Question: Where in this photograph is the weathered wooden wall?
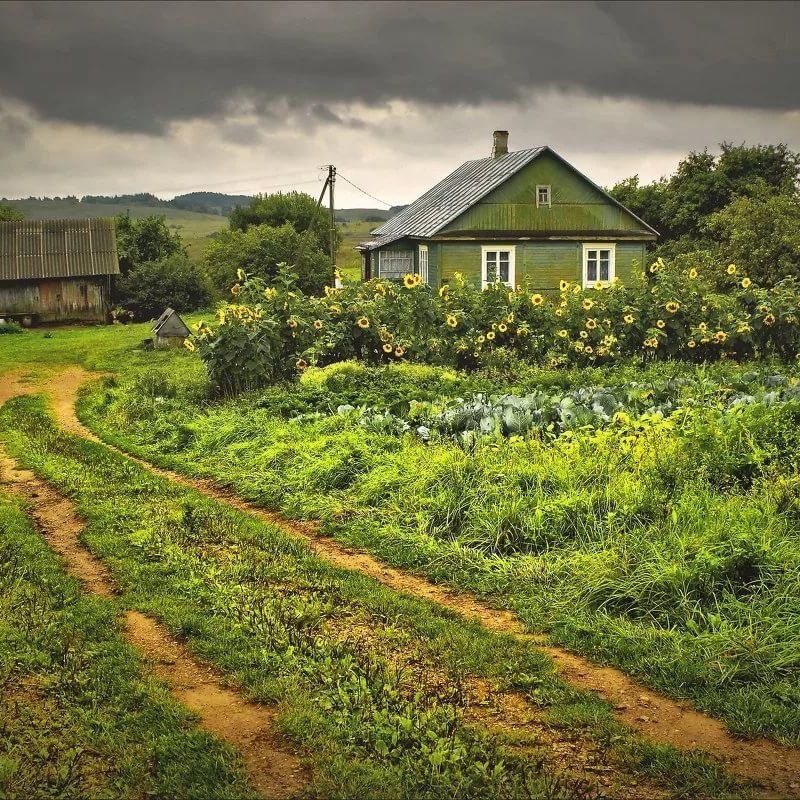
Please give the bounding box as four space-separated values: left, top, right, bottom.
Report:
0 277 110 322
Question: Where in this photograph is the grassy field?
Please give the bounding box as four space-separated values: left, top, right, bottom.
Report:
1 325 768 797
337 220 374 281
0 491 250 798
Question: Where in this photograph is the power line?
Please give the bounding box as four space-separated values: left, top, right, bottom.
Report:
336 172 394 208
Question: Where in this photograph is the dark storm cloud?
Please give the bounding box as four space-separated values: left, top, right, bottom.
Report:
0 0 797 134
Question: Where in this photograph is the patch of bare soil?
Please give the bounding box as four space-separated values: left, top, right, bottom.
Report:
0 445 306 800
5 365 800 797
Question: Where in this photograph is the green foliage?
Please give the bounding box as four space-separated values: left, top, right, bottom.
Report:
191 260 800 394
82 358 800 744
609 142 800 250
0 202 23 222
203 224 331 298
705 189 800 286
0 321 24 334
113 213 185 274
229 190 340 254
115 253 212 320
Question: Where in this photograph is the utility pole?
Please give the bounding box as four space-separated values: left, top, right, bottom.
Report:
327 165 339 287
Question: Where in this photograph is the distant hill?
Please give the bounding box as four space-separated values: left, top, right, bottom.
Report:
169 192 254 215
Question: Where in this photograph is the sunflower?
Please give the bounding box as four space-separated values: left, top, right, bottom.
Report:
623 314 634 325
438 285 449 297
727 263 737 275
656 319 666 329
413 274 423 286
688 340 697 348
498 322 508 333
394 346 405 357
313 319 324 329
287 318 298 329
531 294 544 306
477 335 486 343
231 283 241 296
183 339 195 352
714 331 727 343
517 326 529 336
579 330 589 339
382 343 393 353
665 301 680 313
486 331 496 341
559 279 569 292
737 323 751 334
446 314 458 328
403 274 417 289
688 268 698 279
264 288 277 300
741 277 752 289
584 346 594 354
296 359 308 370
357 316 370 329
698 322 708 332
586 318 597 330
649 263 659 274
324 286 338 297
329 304 342 315
574 341 584 352
555 308 564 317
506 312 515 323
582 298 594 311
557 329 568 338
236 268 246 281
764 313 776 326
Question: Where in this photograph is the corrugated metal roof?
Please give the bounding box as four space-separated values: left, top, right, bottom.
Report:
0 218 120 281
363 148 544 250
359 146 658 250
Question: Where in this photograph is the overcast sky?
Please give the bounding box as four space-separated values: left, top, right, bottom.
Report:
1 0 799 207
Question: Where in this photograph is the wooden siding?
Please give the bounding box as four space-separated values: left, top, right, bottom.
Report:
0 277 111 322
440 151 651 236
437 241 646 289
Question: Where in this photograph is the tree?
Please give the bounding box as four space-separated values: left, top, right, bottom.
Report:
704 186 800 286
229 191 339 254
609 142 800 252
114 213 184 273
115 253 212 320
203 223 331 296
0 203 23 222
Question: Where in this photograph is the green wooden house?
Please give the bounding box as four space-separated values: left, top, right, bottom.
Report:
357 132 657 290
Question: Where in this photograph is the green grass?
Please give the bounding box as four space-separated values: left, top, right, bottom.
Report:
75 352 800 746
0 394 744 799
0 491 251 799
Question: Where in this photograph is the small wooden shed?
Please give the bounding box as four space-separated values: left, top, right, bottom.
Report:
152 308 190 349
0 218 120 324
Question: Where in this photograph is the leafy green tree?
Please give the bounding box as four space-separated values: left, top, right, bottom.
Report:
115 253 212 320
704 186 800 286
0 203 23 222
609 143 800 251
114 213 184 273
204 223 331 296
229 191 339 254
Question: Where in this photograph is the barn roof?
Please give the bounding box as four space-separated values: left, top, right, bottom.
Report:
0 218 120 281
359 145 658 250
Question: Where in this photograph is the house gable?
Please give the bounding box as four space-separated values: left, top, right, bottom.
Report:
438 149 655 239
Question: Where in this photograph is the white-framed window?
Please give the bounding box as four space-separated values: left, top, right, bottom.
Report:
582 243 616 287
418 244 429 284
536 185 551 207
378 249 414 280
481 245 516 289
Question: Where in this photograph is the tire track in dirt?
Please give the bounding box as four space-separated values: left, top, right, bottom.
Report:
0 426 306 799
5 366 800 797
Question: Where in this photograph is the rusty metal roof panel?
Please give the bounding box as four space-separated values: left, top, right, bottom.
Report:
364 148 545 250
0 218 120 281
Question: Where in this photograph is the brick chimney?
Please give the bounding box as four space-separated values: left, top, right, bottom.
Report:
491 130 509 158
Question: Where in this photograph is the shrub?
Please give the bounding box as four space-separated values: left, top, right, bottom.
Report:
115 254 212 320
203 223 331 297
0 320 24 334
190 259 800 394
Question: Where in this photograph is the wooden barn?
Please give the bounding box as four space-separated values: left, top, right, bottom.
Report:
0 218 119 324
357 131 658 290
